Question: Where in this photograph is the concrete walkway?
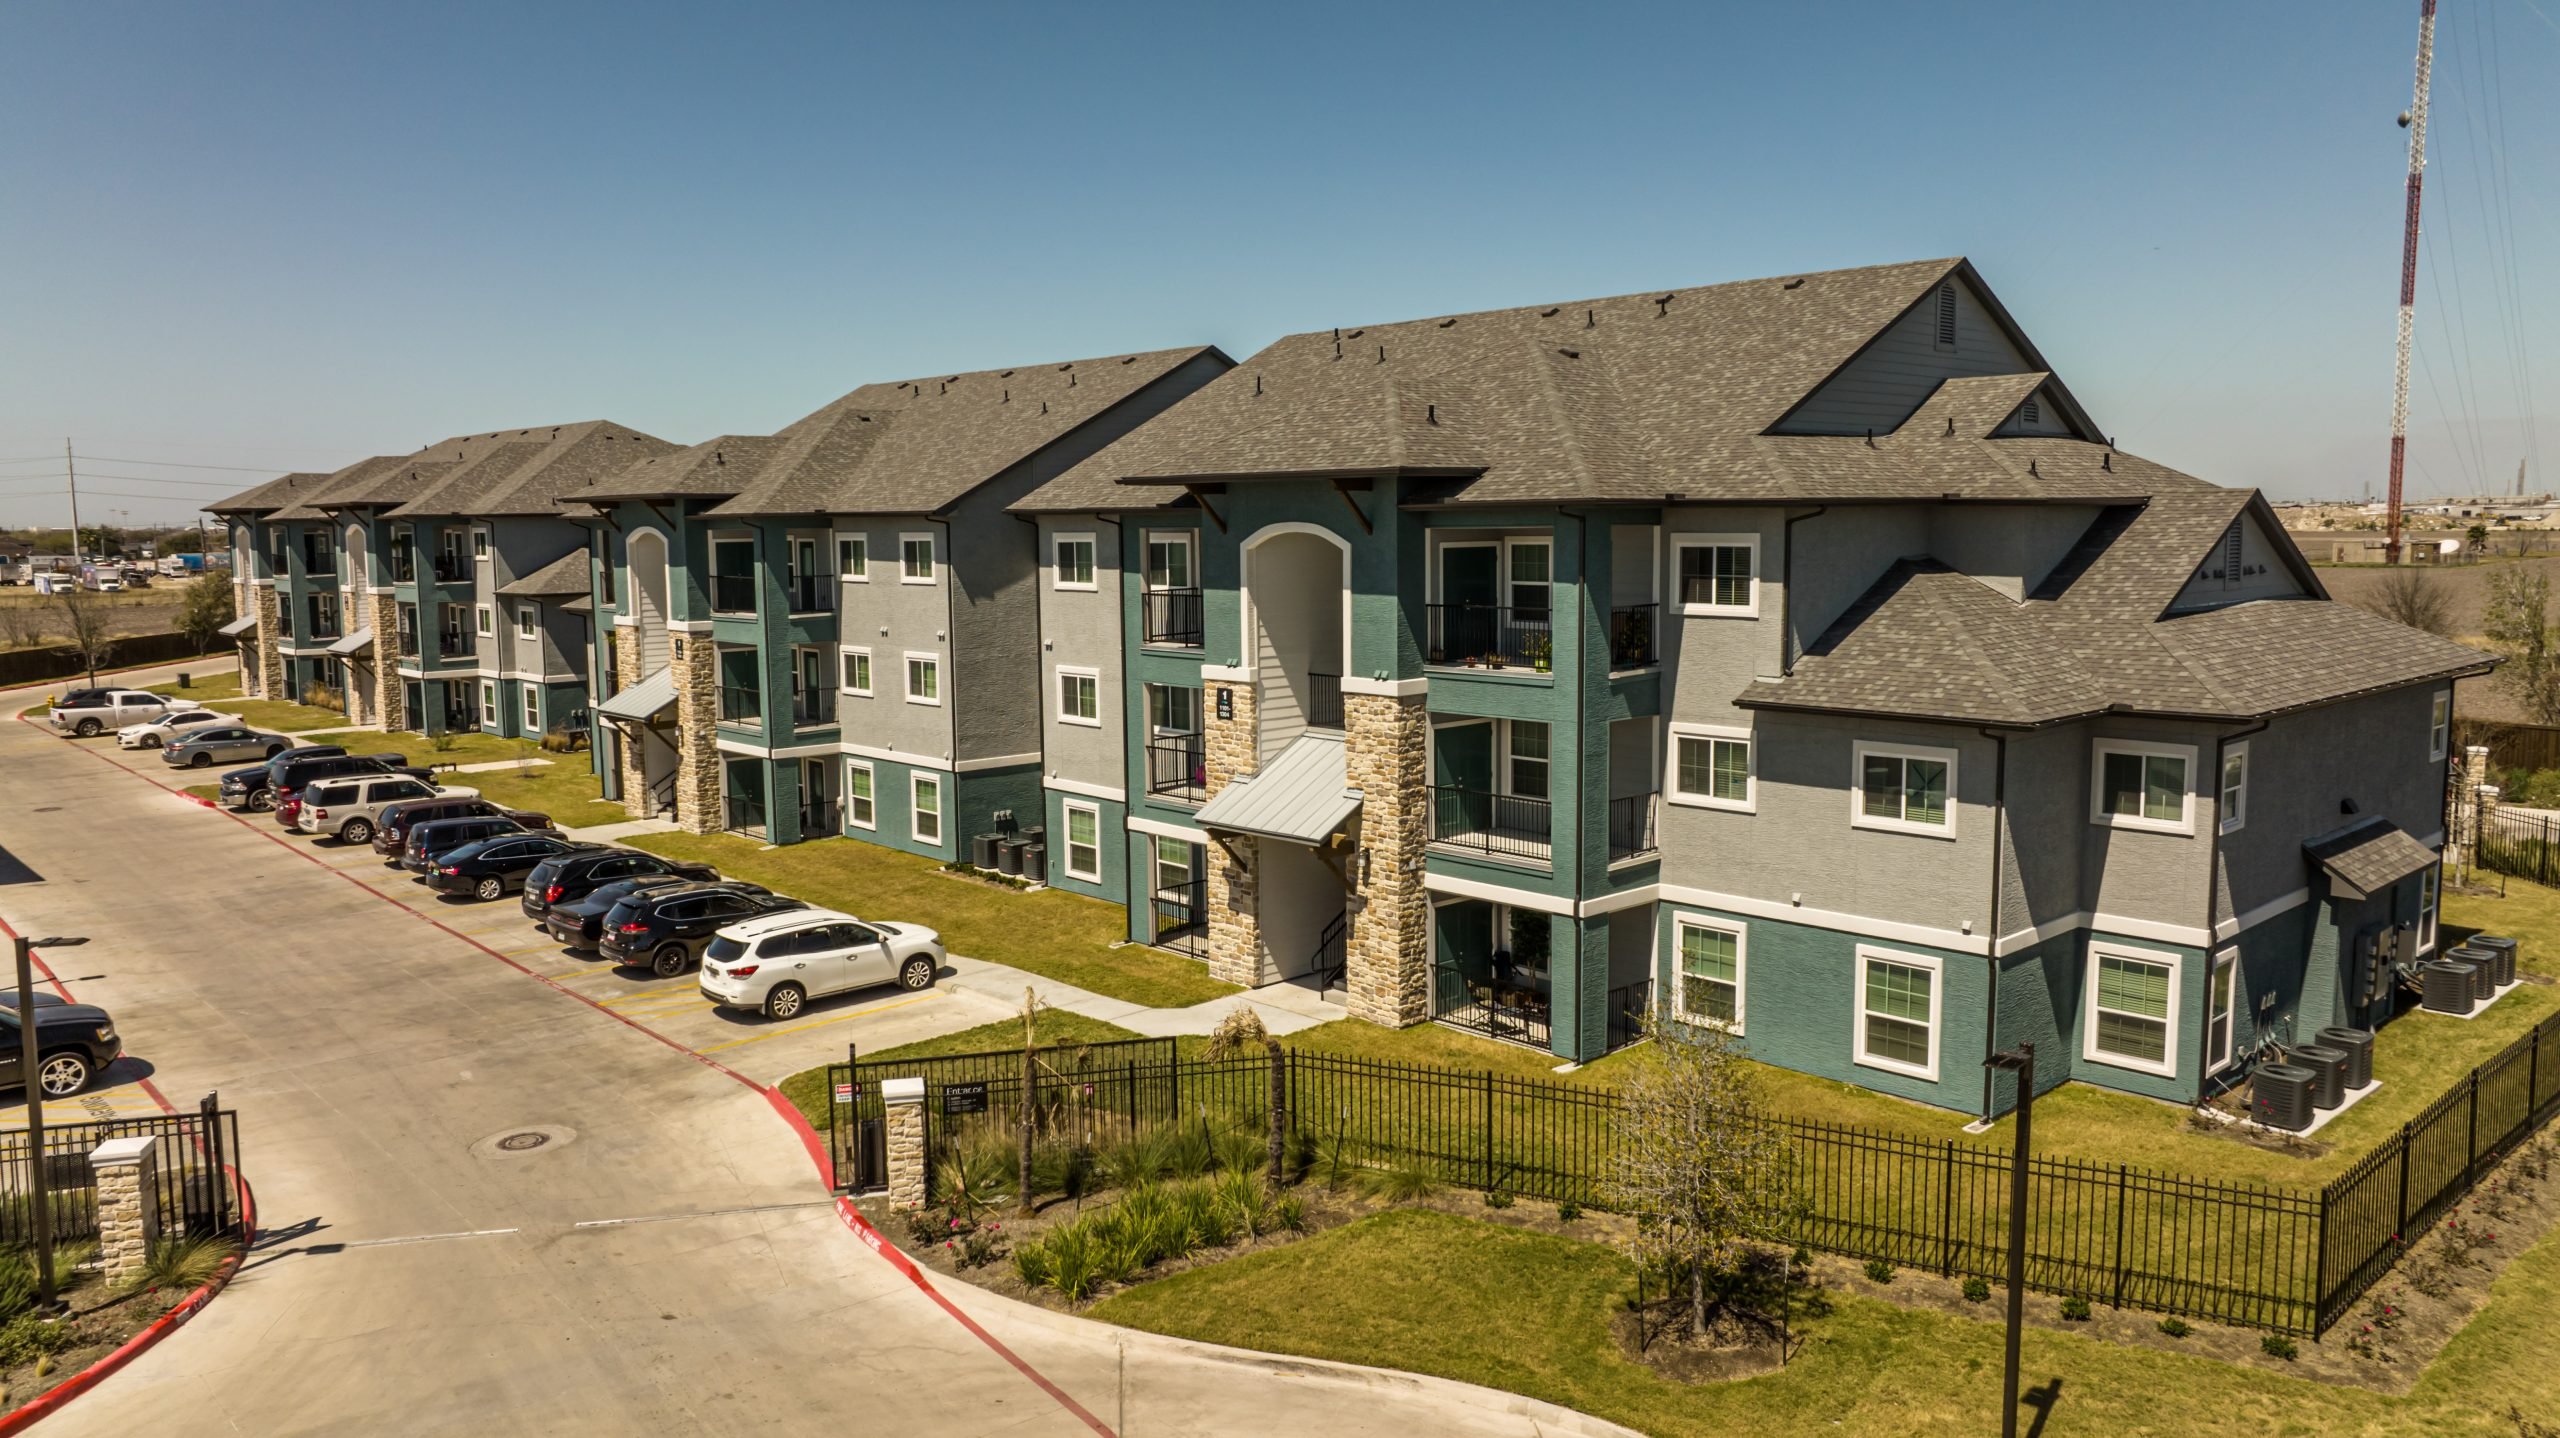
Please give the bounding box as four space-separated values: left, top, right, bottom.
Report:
942 955 1347 1039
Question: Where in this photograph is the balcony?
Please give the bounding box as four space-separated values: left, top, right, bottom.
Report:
1146 736 1206 803
305 611 342 642
793 688 836 727
437 632 471 660
711 574 756 614
1142 588 1204 647
441 706 477 733
1608 792 1659 861
719 685 762 724
1430 785 1552 864
726 790 768 838
798 800 840 838
396 630 420 659
1435 986 1554 1053
1307 671 1344 729
1610 603 1658 669
390 554 417 584
785 573 833 614
431 554 469 583
302 552 337 579
1426 604 1553 672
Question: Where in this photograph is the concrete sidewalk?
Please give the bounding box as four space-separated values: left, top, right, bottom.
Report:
941 954 1347 1039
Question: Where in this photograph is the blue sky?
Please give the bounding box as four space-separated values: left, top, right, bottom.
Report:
1 0 2552 524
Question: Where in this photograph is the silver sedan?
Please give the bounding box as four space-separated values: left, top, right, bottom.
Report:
161 724 295 769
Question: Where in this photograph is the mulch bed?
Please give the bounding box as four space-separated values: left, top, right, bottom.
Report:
0 1279 175 1414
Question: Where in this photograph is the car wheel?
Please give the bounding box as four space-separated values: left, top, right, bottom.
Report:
340 818 374 845
763 982 806 1021
246 789 276 812
35 1052 91 1098
650 944 690 979
74 718 100 737
188 751 212 768
900 956 935 991
263 744 286 759
143 735 163 748
474 876 504 901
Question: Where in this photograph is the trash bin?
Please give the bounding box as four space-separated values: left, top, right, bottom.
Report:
1022 842 1048 884
177 672 191 689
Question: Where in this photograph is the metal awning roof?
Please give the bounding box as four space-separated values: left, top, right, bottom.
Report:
597 667 676 723
1193 731 1362 845
2306 818 2439 901
218 614 259 637
325 628 374 656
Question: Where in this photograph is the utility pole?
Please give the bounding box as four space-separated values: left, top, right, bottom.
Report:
14 933 86 1315
1985 1043 2038 1438
63 438 85 566
2384 1 2439 565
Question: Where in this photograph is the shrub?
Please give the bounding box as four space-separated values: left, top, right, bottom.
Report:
0 1314 73 1369
2157 1316 2191 1339
1555 1201 1581 1223
1041 1224 1106 1301
0 1254 33 1326
1212 1127 1267 1178
127 1235 236 1295
1212 1169 1272 1238
1791 1245 1813 1270
2059 1296 2092 1321
1028 1139 1094 1201
1270 1193 1308 1233
1863 1258 1895 1285
1961 1276 1991 1303
1359 1160 1439 1203
900 1206 945 1248
1482 1187 1514 1210
2261 1333 2298 1361
951 1220 1008 1271
1161 1125 1217 1179
1011 1242 1052 1291
1101 1131 1170 1192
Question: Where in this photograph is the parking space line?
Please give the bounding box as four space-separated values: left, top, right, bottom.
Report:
695 993 939 1053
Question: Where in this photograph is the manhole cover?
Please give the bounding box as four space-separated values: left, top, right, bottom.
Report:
471 1124 576 1160
497 1132 550 1152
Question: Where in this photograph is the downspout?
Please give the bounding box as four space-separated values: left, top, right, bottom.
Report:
1780 506 1828 675
2203 717 2271 1096
1978 726 2009 1122
1560 507 1596 1062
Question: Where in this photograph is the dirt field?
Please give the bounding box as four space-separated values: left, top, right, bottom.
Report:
2314 557 2544 726
0 577 204 650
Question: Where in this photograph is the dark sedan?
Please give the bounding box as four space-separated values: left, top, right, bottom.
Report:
426 834 598 901
0 1001 121 1098
541 874 772 950
599 882 809 977
520 849 721 923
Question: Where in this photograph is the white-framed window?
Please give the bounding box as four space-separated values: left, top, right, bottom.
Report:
515 605 536 640
1672 916 1744 1030
2418 862 2440 955
479 681 497 725
2429 690 2450 762
475 604 493 636
1155 836 1192 893
1054 534 1097 591
900 533 935 584
837 535 868 582
910 772 943 846
840 647 873 697
904 653 941 706
2219 743 2248 835
1675 535 1759 617
471 527 490 561
1668 723 1753 812
1062 800 1102 881
2084 944 2182 1077
1143 530 1194 592
1505 720 1551 799
522 685 540 730
1853 741 1956 837
2091 739 2196 835
844 759 876 830
1506 538 1552 623
1855 947 1941 1081
2206 949 2240 1075
1056 666 1100 726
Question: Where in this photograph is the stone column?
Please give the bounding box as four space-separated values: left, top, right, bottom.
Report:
370 591 405 731
1206 834 1264 987
91 1135 161 1291
671 633 722 834
1342 692 1430 1028
612 627 650 817
881 1076 928 1210
254 606 286 701
1201 677 1259 795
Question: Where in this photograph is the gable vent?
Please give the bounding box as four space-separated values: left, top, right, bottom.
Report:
2021 397 2040 427
1934 283 1958 350
2221 519 2245 586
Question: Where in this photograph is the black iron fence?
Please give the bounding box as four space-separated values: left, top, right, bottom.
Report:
711 573 756 614
1151 879 1207 958
1610 603 1657 668
437 631 470 659
1431 785 1553 862
719 684 761 724
1142 588 1204 647
1427 604 1554 671
726 789 768 835
1146 736 1206 802
785 573 833 613
1308 671 1344 729
1608 793 1658 860
430 554 469 583
799 799 841 838
0 1100 243 1248
2477 808 2560 886
793 688 836 727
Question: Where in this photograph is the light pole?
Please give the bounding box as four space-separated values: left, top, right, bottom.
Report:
13 933 88 1313
1984 1042 2037 1438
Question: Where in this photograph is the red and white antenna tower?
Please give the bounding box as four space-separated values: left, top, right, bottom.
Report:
2385 0 2439 564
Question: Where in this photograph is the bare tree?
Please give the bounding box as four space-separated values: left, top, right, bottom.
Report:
2356 565 2456 636
53 587 116 685
0 603 48 651
2483 565 2560 725
1600 1013 1798 1336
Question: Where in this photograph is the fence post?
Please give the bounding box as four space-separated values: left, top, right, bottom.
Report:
1266 1045 1288 1187
2313 1185 2333 1334
2110 1165 2129 1310
1938 1141 1956 1277
2465 1067 2482 1191
1482 1070 1496 1191
2394 1122 2413 1241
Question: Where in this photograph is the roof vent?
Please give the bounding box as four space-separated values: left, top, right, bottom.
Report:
714 450 724 465
2022 398 2041 426
1586 309 1596 328
1121 356 1136 364
1541 307 1560 317
1438 318 1456 328
1934 283 1958 349
1000 369 1014 378
1347 329 1364 339
1426 404 1438 425
1377 345 1387 363
1783 277 1805 290
1557 348 1581 359
1655 293 1674 316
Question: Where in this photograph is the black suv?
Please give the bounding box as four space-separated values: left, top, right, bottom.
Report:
403 814 530 874
425 834 597 901
599 883 809 977
543 876 776 951
272 752 422 828
375 796 550 860
520 849 721 922
1 1001 122 1098
218 744 346 811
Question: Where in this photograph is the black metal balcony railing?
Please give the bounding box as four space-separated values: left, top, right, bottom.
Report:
785 573 833 613
1609 792 1660 861
442 707 478 733
1307 671 1344 730
390 554 417 584
1151 879 1208 960
1426 603 1554 671
726 790 767 836
431 554 468 583
711 573 756 614
438 632 471 659
1146 736 1206 802
1430 785 1554 863
798 800 840 838
306 610 342 641
793 688 836 727
302 551 336 578
719 685 762 723
1606 979 1655 1053
1142 588 1204 647
1435 985 1553 1052
396 630 420 659
1610 602 1658 669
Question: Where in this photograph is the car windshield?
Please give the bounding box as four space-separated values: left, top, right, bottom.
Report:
704 937 748 963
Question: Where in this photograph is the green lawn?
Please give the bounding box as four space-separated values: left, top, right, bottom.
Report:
213 695 354 733
1090 1207 2560 1438
775 1010 1139 1128
149 672 241 703
181 783 223 804
627 832 1241 1011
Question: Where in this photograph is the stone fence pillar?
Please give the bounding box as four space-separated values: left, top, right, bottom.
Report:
91 1135 161 1290
882 1077 927 1211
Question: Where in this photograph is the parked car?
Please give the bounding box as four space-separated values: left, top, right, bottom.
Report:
425 834 597 902
519 849 721 923
0 1000 120 1097
402 814 533 874
0 992 70 1011
116 707 234 749
373 796 550 860
162 725 293 769
697 907 942 1019
596 882 803 975
218 744 347 811
271 752 423 829
294 777 471 845
48 689 200 738
544 876 779 953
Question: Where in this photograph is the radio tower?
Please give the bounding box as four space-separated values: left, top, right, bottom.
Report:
2385 0 2438 564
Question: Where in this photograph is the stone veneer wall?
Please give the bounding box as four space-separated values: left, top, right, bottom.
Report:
1342 693 1430 1027
369 590 404 731
1201 677 1265 985
614 626 650 817
254 611 286 701
671 633 722 834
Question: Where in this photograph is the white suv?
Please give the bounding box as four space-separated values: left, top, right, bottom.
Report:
117 708 234 749
295 777 476 845
698 908 943 1020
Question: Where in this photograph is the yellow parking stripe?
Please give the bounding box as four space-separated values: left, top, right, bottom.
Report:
693 992 938 1053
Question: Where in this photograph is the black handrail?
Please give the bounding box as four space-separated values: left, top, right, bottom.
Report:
1308 671 1344 729
1142 588 1204 647
1608 792 1659 860
719 684 761 723
712 573 756 614
1312 910 1348 993
1146 736 1206 801
726 791 768 835
1431 785 1553 861
785 573 833 613
437 631 471 659
1426 604 1554 670
430 554 469 582
799 800 840 837
1610 603 1658 668
793 688 837 726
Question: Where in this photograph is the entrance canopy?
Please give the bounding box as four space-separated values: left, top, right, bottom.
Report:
325 628 374 657
2306 818 2438 902
1194 731 1362 845
597 667 676 723
218 614 258 637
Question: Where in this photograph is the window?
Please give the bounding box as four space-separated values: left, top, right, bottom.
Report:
598 552 615 606
522 686 540 730
1856 949 1940 1081
1054 535 1096 590
516 606 536 641
2219 743 2248 834
2419 863 2440 955
1062 801 1101 880
840 647 873 697
1675 536 1758 616
2429 691 2450 762
2207 950 2239 1074
1853 742 1956 837
476 604 493 636
711 537 757 612
1506 539 1551 624
1155 837 1192 893
479 681 497 725
1148 683 1201 735
905 653 941 705
2085 946 2181 1077
1673 918 1744 1029
837 535 868 582
1669 724 1753 811
471 528 490 560
845 760 876 830
1057 666 1099 726
910 773 943 845
1507 720 1549 798
1933 282 1957 350
900 534 935 584
1144 532 1193 591
2092 740 2195 834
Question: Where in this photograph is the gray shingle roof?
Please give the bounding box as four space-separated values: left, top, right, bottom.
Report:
207 469 352 517
496 549 591 599
2307 819 2439 900
382 421 678 518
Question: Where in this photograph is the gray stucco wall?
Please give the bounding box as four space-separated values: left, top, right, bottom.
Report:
2072 716 2218 927
835 517 959 764
2170 509 2311 611
1037 514 1123 789
1774 275 2039 437
947 487 1040 767
2213 683 2449 927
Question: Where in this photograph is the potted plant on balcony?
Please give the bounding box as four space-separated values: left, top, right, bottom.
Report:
1524 633 1552 673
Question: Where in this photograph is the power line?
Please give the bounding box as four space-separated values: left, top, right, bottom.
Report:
76 455 310 473
0 470 259 490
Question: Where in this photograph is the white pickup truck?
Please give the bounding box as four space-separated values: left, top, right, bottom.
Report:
47 687 202 738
